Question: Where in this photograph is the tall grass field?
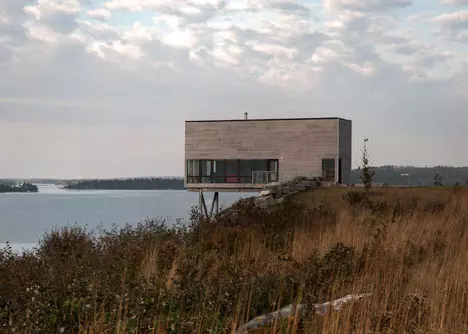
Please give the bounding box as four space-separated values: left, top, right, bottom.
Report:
1 186 467 333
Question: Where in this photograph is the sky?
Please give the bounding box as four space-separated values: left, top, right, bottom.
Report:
0 0 468 178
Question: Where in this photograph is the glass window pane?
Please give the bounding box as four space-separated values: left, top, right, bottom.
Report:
187 160 199 183
240 160 252 183
201 160 212 176
187 160 192 177
226 160 238 174
252 160 268 171
322 159 335 181
214 160 225 175
193 160 199 176
240 160 252 175
187 160 197 177
226 160 239 183
269 160 278 171
213 160 225 183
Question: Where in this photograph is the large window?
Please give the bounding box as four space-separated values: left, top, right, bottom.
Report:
213 160 226 183
201 160 213 183
186 160 199 184
322 158 336 182
186 159 279 184
239 160 252 183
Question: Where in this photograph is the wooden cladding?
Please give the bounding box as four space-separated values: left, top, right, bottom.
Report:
185 118 352 184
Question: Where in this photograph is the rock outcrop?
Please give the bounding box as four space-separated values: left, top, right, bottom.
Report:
212 176 324 224
254 176 322 208
236 293 372 334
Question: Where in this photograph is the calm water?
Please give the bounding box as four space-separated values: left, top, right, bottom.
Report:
0 184 256 252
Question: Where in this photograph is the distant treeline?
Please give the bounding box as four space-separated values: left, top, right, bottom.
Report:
0 180 17 186
1 179 62 185
64 178 185 190
0 183 39 193
351 166 468 186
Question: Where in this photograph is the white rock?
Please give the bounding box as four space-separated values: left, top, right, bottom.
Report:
259 190 272 197
254 195 275 208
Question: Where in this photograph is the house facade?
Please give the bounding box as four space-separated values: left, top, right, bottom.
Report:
185 117 352 191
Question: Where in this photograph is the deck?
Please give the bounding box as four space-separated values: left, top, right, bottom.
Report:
185 183 265 192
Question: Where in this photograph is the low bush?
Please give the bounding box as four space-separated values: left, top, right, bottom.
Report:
1 188 468 332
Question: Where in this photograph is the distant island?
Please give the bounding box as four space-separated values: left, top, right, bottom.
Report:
0 182 38 193
351 166 468 186
64 177 185 190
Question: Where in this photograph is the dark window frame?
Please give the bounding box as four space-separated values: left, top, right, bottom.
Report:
186 159 279 184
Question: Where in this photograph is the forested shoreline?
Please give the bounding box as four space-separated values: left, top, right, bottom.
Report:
0 183 38 193
350 166 468 186
63 177 184 190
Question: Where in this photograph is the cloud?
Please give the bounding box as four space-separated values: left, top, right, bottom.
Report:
324 0 412 13
0 0 467 177
441 0 468 5
86 8 112 21
433 10 468 42
434 10 468 29
23 0 85 34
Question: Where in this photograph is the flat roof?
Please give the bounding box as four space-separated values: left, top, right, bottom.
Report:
186 117 351 123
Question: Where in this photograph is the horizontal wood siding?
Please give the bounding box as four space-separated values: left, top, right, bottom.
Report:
185 119 351 182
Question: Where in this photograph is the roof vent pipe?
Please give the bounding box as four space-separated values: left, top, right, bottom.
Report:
244 112 248 120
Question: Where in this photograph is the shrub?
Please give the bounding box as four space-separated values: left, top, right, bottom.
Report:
1 187 468 333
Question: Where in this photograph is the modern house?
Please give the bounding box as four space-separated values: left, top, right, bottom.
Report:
185 115 352 195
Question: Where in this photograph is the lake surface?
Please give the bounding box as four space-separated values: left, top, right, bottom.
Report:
0 184 256 252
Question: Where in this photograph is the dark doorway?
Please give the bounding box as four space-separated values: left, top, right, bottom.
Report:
338 159 342 184
321 159 335 182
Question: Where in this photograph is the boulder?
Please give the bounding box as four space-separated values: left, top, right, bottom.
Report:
295 182 306 191
303 181 317 189
255 176 323 208
259 190 273 197
274 197 285 205
264 182 280 190
254 195 275 208
274 187 282 198
291 176 308 183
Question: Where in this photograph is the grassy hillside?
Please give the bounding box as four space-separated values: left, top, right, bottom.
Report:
1 186 468 332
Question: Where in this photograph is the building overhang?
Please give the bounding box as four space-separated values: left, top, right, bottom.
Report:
185 183 264 192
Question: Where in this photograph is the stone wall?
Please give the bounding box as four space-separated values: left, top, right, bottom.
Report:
254 176 323 208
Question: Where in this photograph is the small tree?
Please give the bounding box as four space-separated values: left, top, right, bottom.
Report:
434 174 443 187
361 138 374 191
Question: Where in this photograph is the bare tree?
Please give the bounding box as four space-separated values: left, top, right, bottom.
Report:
360 138 374 191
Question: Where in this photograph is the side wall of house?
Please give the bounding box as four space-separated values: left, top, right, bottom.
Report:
185 119 341 183
339 119 352 184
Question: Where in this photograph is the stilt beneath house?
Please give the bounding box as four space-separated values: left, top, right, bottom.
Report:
199 190 219 219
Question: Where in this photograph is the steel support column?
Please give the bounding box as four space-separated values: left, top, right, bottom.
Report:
198 190 219 219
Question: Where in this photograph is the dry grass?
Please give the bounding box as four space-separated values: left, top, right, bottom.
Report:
291 187 468 333
1 186 468 333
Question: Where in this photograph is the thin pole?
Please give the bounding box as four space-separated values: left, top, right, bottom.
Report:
209 192 219 218
199 189 204 220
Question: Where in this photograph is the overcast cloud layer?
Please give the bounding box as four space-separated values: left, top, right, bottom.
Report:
1 0 467 178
